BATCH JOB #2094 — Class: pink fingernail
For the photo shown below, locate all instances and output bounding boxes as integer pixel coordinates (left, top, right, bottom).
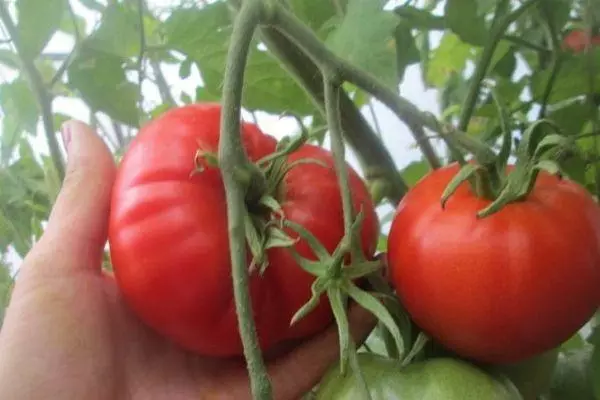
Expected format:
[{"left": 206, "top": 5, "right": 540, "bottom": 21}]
[{"left": 61, "top": 123, "right": 72, "bottom": 154}]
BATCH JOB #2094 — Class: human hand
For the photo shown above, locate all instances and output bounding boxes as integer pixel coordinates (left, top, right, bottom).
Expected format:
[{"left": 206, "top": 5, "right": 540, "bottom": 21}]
[{"left": 0, "top": 121, "right": 376, "bottom": 400}]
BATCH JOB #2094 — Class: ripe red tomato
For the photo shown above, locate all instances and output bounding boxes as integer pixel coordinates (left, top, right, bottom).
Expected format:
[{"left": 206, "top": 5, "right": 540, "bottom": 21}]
[
  {"left": 562, "top": 29, "right": 600, "bottom": 53},
  {"left": 387, "top": 163, "right": 600, "bottom": 364},
  {"left": 108, "top": 103, "right": 379, "bottom": 357}
]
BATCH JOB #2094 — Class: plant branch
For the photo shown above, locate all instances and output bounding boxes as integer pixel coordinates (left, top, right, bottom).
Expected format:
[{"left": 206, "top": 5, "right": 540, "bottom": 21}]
[
  {"left": 503, "top": 34, "right": 550, "bottom": 53},
  {"left": 247, "top": 23, "right": 409, "bottom": 205},
  {"left": 217, "top": 0, "right": 272, "bottom": 398},
  {"left": 458, "top": 0, "right": 540, "bottom": 132},
  {"left": 49, "top": 0, "right": 84, "bottom": 89},
  {"left": 0, "top": 1, "right": 65, "bottom": 180},
  {"left": 49, "top": 44, "right": 79, "bottom": 88},
  {"left": 150, "top": 60, "right": 177, "bottom": 107},
  {"left": 537, "top": 7, "right": 562, "bottom": 119},
  {"left": 324, "top": 78, "right": 354, "bottom": 233},
  {"left": 270, "top": 5, "right": 442, "bottom": 172}
]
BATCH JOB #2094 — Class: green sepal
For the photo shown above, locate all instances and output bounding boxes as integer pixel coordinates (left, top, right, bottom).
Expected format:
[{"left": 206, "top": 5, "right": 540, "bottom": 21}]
[
  {"left": 259, "top": 194, "right": 284, "bottom": 218},
  {"left": 344, "top": 281, "right": 405, "bottom": 361},
  {"left": 258, "top": 128, "right": 309, "bottom": 167},
  {"left": 343, "top": 259, "right": 382, "bottom": 280},
  {"left": 441, "top": 163, "right": 484, "bottom": 209},
  {"left": 533, "top": 159, "right": 562, "bottom": 176},
  {"left": 290, "top": 277, "right": 328, "bottom": 325},
  {"left": 328, "top": 286, "right": 351, "bottom": 375},
  {"left": 245, "top": 213, "right": 268, "bottom": 274},
  {"left": 284, "top": 219, "right": 331, "bottom": 261},
  {"left": 401, "top": 332, "right": 429, "bottom": 366}
]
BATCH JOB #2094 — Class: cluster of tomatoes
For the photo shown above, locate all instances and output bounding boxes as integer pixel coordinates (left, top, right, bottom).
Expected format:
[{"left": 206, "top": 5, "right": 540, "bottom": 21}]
[{"left": 107, "top": 103, "right": 600, "bottom": 399}]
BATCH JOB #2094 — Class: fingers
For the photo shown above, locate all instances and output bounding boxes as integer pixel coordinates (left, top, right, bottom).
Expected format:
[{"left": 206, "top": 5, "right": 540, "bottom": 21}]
[
  {"left": 28, "top": 121, "right": 116, "bottom": 273},
  {"left": 268, "top": 303, "right": 376, "bottom": 400}
]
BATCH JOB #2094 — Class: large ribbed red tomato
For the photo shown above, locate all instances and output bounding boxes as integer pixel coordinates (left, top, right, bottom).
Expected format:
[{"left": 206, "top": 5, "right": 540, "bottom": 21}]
[
  {"left": 108, "top": 103, "right": 378, "bottom": 357},
  {"left": 387, "top": 163, "right": 600, "bottom": 364}
]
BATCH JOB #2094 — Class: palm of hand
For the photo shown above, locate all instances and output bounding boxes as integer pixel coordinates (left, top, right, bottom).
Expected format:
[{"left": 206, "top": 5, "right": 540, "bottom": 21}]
[{"left": 4, "top": 261, "right": 363, "bottom": 400}]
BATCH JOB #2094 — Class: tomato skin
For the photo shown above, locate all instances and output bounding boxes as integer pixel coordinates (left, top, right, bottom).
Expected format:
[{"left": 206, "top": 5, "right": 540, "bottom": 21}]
[
  {"left": 108, "top": 103, "right": 379, "bottom": 357},
  {"left": 562, "top": 29, "right": 600, "bottom": 53},
  {"left": 387, "top": 163, "right": 600, "bottom": 364},
  {"left": 315, "top": 353, "right": 523, "bottom": 399}
]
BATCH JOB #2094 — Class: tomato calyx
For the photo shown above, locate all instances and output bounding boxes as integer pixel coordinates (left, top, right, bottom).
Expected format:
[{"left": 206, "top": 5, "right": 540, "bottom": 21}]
[
  {"left": 439, "top": 109, "right": 577, "bottom": 218},
  {"left": 283, "top": 210, "right": 406, "bottom": 372},
  {"left": 193, "top": 130, "right": 329, "bottom": 273}
]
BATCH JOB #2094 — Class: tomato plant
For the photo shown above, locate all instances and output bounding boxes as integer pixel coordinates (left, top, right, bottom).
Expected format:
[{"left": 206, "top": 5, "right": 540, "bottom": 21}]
[
  {"left": 387, "top": 161, "right": 600, "bottom": 364},
  {"left": 315, "top": 353, "right": 523, "bottom": 399},
  {"left": 108, "top": 103, "right": 379, "bottom": 357}
]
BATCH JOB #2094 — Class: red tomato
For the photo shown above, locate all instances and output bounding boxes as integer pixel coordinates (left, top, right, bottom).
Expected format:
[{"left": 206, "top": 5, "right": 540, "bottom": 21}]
[
  {"left": 108, "top": 103, "right": 379, "bottom": 357},
  {"left": 562, "top": 29, "right": 600, "bottom": 53},
  {"left": 387, "top": 163, "right": 600, "bottom": 364}
]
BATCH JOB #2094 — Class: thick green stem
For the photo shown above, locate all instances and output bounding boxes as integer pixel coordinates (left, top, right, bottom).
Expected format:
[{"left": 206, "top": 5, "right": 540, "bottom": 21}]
[
  {"left": 217, "top": 1, "right": 272, "bottom": 398},
  {"left": 324, "top": 78, "right": 354, "bottom": 236},
  {"left": 458, "top": 0, "right": 540, "bottom": 132},
  {"left": 0, "top": 1, "right": 65, "bottom": 180},
  {"left": 269, "top": 4, "right": 442, "bottom": 170}
]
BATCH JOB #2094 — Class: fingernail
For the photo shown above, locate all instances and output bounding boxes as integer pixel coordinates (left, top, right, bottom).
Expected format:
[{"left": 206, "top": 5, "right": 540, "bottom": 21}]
[{"left": 61, "top": 122, "right": 72, "bottom": 155}]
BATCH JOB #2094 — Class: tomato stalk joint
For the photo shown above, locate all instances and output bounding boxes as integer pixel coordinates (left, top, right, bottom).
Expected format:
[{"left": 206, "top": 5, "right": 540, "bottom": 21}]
[{"left": 440, "top": 119, "right": 577, "bottom": 218}]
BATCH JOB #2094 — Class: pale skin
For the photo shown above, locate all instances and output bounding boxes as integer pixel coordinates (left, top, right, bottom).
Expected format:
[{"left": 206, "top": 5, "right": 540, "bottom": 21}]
[{"left": 0, "top": 121, "right": 376, "bottom": 400}]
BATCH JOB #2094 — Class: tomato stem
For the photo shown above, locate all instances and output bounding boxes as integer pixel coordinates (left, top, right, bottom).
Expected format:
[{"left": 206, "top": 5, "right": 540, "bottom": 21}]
[
  {"left": 457, "top": 0, "right": 541, "bottom": 133},
  {"left": 442, "top": 118, "right": 576, "bottom": 218},
  {"left": 217, "top": 0, "right": 273, "bottom": 398},
  {"left": 269, "top": 3, "right": 442, "bottom": 169}
]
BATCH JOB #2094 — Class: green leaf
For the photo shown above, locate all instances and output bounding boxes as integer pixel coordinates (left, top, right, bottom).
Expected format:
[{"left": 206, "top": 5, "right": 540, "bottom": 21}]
[
  {"left": 0, "top": 50, "right": 20, "bottom": 70},
  {"left": 476, "top": 77, "right": 527, "bottom": 118},
  {"left": 288, "top": 0, "right": 344, "bottom": 39},
  {"left": 444, "top": 0, "right": 488, "bottom": 46},
  {"left": 538, "top": 0, "right": 572, "bottom": 33},
  {"left": 399, "top": 160, "right": 430, "bottom": 186},
  {"left": 16, "top": 0, "right": 67, "bottom": 59},
  {"left": 531, "top": 49, "right": 600, "bottom": 105},
  {"left": 485, "top": 40, "right": 513, "bottom": 75},
  {"left": 491, "top": 47, "right": 517, "bottom": 78},
  {"left": 548, "top": 344, "right": 596, "bottom": 400},
  {"left": 0, "top": 144, "right": 52, "bottom": 256},
  {"left": 59, "top": 7, "right": 87, "bottom": 36},
  {"left": 326, "top": 0, "right": 399, "bottom": 88},
  {"left": 86, "top": 3, "right": 141, "bottom": 59},
  {"left": 164, "top": 2, "right": 313, "bottom": 115},
  {"left": 394, "top": 5, "right": 445, "bottom": 30},
  {"left": 0, "top": 79, "right": 39, "bottom": 161},
  {"left": 426, "top": 32, "right": 472, "bottom": 87},
  {"left": 394, "top": 22, "right": 420, "bottom": 82},
  {"left": 547, "top": 100, "right": 590, "bottom": 136},
  {"left": 67, "top": 46, "right": 139, "bottom": 126},
  {"left": 179, "top": 58, "right": 193, "bottom": 79}
]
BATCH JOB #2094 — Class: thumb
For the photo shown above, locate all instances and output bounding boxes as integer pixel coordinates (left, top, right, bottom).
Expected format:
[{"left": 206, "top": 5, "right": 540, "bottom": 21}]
[{"left": 40, "top": 120, "right": 116, "bottom": 272}]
